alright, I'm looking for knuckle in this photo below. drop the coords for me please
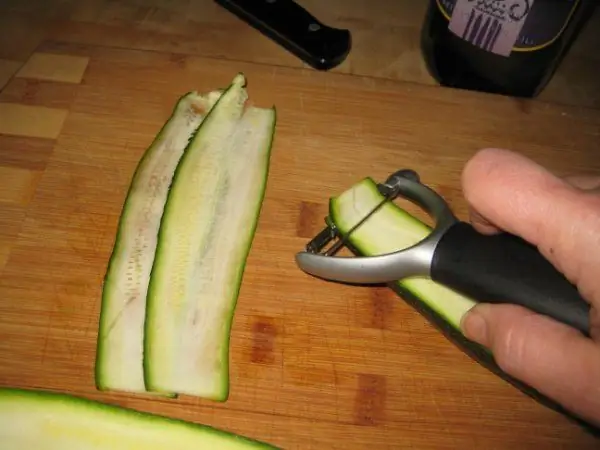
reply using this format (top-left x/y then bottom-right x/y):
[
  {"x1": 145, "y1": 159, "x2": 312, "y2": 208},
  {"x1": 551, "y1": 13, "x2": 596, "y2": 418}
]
[{"x1": 490, "y1": 319, "x2": 528, "y2": 376}]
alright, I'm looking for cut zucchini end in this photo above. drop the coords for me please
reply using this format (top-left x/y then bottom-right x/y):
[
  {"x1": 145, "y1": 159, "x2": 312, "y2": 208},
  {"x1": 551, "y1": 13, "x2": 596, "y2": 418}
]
[
  {"x1": 142, "y1": 365, "x2": 229, "y2": 401},
  {"x1": 206, "y1": 381, "x2": 230, "y2": 403}
]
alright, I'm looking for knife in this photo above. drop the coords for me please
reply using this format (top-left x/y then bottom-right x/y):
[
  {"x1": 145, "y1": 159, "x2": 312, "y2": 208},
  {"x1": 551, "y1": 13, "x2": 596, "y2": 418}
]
[{"x1": 214, "y1": 0, "x2": 352, "y2": 70}]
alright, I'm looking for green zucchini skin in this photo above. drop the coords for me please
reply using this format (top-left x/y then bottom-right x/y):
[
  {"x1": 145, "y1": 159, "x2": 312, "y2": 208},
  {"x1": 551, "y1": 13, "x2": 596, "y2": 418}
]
[
  {"x1": 144, "y1": 73, "x2": 276, "y2": 400},
  {"x1": 0, "y1": 387, "x2": 279, "y2": 449},
  {"x1": 96, "y1": 90, "x2": 222, "y2": 396},
  {"x1": 329, "y1": 177, "x2": 600, "y2": 437}
]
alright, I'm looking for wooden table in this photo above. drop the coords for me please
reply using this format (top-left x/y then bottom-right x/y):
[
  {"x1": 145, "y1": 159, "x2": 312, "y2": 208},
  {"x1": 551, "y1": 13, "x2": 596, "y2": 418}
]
[
  {"x1": 1, "y1": 1, "x2": 599, "y2": 108},
  {"x1": 1, "y1": 39, "x2": 599, "y2": 449}
]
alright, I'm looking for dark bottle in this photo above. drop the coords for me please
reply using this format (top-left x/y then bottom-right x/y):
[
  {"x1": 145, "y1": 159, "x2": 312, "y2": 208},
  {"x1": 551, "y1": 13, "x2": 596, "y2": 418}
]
[{"x1": 420, "y1": 0, "x2": 597, "y2": 98}]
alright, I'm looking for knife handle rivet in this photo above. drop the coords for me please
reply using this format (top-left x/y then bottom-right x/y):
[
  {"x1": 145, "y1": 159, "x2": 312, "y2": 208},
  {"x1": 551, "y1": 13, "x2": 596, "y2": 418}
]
[{"x1": 308, "y1": 23, "x2": 321, "y2": 32}]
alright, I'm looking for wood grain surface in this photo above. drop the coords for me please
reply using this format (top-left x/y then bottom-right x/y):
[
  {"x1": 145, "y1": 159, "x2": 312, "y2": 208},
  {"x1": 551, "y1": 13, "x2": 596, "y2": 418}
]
[
  {"x1": 1, "y1": 40, "x2": 600, "y2": 449},
  {"x1": 0, "y1": 0, "x2": 599, "y2": 108}
]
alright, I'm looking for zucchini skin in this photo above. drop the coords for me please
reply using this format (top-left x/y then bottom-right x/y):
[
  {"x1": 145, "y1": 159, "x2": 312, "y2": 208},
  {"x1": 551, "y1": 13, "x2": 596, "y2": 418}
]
[
  {"x1": 330, "y1": 178, "x2": 600, "y2": 437},
  {"x1": 0, "y1": 387, "x2": 279, "y2": 449}
]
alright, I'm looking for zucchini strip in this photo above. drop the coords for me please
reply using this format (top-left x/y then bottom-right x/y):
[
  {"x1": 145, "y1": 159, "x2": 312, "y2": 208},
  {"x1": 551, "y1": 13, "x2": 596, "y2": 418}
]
[
  {"x1": 0, "y1": 387, "x2": 278, "y2": 449},
  {"x1": 144, "y1": 73, "x2": 276, "y2": 400},
  {"x1": 96, "y1": 90, "x2": 222, "y2": 394},
  {"x1": 329, "y1": 177, "x2": 478, "y2": 331}
]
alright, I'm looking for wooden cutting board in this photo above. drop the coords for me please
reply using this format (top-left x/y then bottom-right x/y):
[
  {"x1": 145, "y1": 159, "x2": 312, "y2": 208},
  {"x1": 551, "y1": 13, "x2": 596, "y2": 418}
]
[{"x1": 1, "y1": 40, "x2": 600, "y2": 449}]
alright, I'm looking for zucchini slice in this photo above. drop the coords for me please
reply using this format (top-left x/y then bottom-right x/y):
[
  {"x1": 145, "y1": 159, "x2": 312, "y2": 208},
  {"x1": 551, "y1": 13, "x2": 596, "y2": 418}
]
[
  {"x1": 96, "y1": 89, "x2": 222, "y2": 394},
  {"x1": 0, "y1": 387, "x2": 278, "y2": 449},
  {"x1": 144, "y1": 73, "x2": 276, "y2": 400},
  {"x1": 329, "y1": 177, "x2": 478, "y2": 331}
]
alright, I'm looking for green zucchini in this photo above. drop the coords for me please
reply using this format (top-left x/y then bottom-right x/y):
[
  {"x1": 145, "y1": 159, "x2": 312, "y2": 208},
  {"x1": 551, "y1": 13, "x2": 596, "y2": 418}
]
[
  {"x1": 329, "y1": 177, "x2": 478, "y2": 331},
  {"x1": 0, "y1": 387, "x2": 278, "y2": 449},
  {"x1": 329, "y1": 177, "x2": 600, "y2": 436},
  {"x1": 96, "y1": 89, "x2": 223, "y2": 394},
  {"x1": 144, "y1": 73, "x2": 276, "y2": 400}
]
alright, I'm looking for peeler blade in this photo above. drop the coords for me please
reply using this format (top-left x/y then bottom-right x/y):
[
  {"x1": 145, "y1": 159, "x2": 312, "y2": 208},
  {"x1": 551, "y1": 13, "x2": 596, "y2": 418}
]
[{"x1": 304, "y1": 219, "x2": 338, "y2": 255}]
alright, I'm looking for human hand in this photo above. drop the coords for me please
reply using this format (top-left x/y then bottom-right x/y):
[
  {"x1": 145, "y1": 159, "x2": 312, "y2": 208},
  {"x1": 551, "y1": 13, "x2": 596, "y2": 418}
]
[{"x1": 459, "y1": 148, "x2": 600, "y2": 426}]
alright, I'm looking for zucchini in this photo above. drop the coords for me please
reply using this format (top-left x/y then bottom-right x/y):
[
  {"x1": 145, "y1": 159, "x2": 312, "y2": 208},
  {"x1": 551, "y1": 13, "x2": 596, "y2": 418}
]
[
  {"x1": 0, "y1": 387, "x2": 278, "y2": 449},
  {"x1": 144, "y1": 73, "x2": 276, "y2": 400},
  {"x1": 329, "y1": 177, "x2": 600, "y2": 437},
  {"x1": 96, "y1": 89, "x2": 223, "y2": 394},
  {"x1": 329, "y1": 177, "x2": 478, "y2": 331}
]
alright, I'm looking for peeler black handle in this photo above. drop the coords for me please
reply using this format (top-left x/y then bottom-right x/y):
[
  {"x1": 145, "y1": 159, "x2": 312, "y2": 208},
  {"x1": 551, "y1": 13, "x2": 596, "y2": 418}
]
[
  {"x1": 430, "y1": 221, "x2": 591, "y2": 336},
  {"x1": 214, "y1": 0, "x2": 351, "y2": 70}
]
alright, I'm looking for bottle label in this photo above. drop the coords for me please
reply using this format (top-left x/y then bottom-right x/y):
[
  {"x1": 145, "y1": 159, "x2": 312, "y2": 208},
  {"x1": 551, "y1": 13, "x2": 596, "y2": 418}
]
[{"x1": 436, "y1": 0, "x2": 580, "y2": 56}]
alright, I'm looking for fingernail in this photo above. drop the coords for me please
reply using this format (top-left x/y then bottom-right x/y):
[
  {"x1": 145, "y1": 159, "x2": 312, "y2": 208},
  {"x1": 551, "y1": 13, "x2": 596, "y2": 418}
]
[{"x1": 461, "y1": 306, "x2": 489, "y2": 346}]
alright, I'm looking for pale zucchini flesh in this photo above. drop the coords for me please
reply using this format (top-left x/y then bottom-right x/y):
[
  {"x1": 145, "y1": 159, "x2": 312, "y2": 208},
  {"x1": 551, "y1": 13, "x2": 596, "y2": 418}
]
[
  {"x1": 0, "y1": 387, "x2": 278, "y2": 449},
  {"x1": 96, "y1": 90, "x2": 222, "y2": 394},
  {"x1": 329, "y1": 177, "x2": 478, "y2": 330},
  {"x1": 144, "y1": 73, "x2": 276, "y2": 399}
]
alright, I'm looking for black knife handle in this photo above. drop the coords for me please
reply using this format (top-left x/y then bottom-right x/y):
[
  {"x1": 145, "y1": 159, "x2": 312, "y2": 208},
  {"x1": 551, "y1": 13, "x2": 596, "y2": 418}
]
[
  {"x1": 430, "y1": 221, "x2": 591, "y2": 335},
  {"x1": 214, "y1": 0, "x2": 351, "y2": 70}
]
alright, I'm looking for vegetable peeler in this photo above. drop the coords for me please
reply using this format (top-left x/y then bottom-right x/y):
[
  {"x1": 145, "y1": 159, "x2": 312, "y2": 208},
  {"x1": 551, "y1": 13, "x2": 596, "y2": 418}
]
[{"x1": 295, "y1": 169, "x2": 591, "y2": 336}]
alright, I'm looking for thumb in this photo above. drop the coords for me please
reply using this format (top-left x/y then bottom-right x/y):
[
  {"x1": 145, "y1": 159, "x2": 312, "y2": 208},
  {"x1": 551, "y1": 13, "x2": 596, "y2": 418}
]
[{"x1": 462, "y1": 303, "x2": 600, "y2": 426}]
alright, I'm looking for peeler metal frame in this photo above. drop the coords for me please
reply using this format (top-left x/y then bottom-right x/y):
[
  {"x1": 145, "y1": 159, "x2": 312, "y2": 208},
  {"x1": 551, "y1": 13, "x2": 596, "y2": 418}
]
[{"x1": 295, "y1": 169, "x2": 460, "y2": 284}]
